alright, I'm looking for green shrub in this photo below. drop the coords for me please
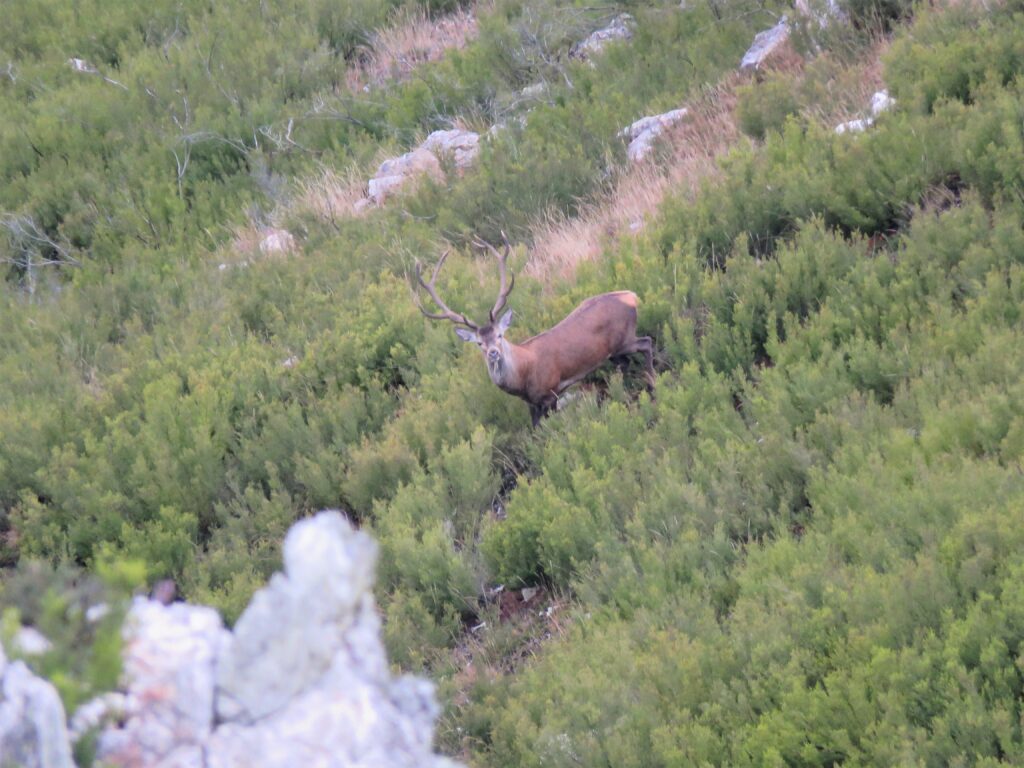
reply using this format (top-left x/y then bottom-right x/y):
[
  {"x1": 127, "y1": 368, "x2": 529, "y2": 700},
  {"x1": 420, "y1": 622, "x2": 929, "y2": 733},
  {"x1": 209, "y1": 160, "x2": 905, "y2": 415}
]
[{"x1": 736, "y1": 75, "x2": 801, "y2": 141}]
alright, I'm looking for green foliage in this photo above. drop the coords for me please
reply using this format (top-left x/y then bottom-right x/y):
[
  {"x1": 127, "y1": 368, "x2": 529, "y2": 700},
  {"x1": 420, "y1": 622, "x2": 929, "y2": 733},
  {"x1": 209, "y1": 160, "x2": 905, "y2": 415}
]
[
  {"x1": 1, "y1": 558, "x2": 141, "y2": 712},
  {"x1": 3, "y1": 0, "x2": 1024, "y2": 765},
  {"x1": 736, "y1": 75, "x2": 801, "y2": 140}
]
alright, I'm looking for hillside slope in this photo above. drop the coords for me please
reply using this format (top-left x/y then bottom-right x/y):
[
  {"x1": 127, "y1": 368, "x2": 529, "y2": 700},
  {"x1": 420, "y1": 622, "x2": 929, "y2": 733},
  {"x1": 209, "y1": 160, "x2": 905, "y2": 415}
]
[{"x1": 2, "y1": 0, "x2": 1024, "y2": 765}]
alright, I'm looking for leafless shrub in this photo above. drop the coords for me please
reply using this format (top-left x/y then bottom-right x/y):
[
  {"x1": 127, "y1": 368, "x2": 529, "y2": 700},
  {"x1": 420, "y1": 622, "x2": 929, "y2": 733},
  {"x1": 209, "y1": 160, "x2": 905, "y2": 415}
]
[{"x1": 0, "y1": 213, "x2": 79, "y2": 297}]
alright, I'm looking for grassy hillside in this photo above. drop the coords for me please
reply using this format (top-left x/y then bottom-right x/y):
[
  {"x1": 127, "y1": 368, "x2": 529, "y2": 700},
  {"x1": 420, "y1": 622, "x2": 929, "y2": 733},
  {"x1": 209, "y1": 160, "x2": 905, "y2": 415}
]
[{"x1": 2, "y1": 0, "x2": 1024, "y2": 764}]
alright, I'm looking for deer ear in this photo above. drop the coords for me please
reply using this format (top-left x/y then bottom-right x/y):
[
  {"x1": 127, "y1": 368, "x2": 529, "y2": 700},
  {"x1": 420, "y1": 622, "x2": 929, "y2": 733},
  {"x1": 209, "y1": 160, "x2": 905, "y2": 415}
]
[
  {"x1": 497, "y1": 309, "x2": 513, "y2": 333},
  {"x1": 455, "y1": 327, "x2": 478, "y2": 343}
]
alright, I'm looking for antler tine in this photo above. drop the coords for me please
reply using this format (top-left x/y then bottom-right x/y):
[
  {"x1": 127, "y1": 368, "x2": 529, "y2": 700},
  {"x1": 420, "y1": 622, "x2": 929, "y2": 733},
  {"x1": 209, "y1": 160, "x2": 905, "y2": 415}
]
[
  {"x1": 413, "y1": 249, "x2": 478, "y2": 329},
  {"x1": 473, "y1": 232, "x2": 515, "y2": 322}
]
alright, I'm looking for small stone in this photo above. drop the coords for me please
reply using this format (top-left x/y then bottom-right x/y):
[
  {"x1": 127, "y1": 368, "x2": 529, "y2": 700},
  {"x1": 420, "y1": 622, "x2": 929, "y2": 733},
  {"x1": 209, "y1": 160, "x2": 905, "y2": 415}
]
[
  {"x1": 740, "y1": 18, "x2": 791, "y2": 71},
  {"x1": 835, "y1": 117, "x2": 873, "y2": 134},
  {"x1": 871, "y1": 89, "x2": 895, "y2": 116},
  {"x1": 68, "y1": 58, "x2": 98, "y2": 74},
  {"x1": 258, "y1": 228, "x2": 295, "y2": 255},
  {"x1": 86, "y1": 603, "x2": 111, "y2": 623},
  {"x1": 619, "y1": 108, "x2": 689, "y2": 162},
  {"x1": 571, "y1": 14, "x2": 635, "y2": 60},
  {"x1": 69, "y1": 692, "x2": 126, "y2": 744},
  {"x1": 0, "y1": 644, "x2": 75, "y2": 768},
  {"x1": 12, "y1": 628, "x2": 53, "y2": 657}
]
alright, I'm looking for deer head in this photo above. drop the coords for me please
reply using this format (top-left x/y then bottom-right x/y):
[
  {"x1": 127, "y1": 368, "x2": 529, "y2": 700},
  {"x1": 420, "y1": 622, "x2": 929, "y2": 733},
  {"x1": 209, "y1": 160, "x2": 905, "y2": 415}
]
[
  {"x1": 413, "y1": 235, "x2": 655, "y2": 427},
  {"x1": 413, "y1": 235, "x2": 515, "y2": 377}
]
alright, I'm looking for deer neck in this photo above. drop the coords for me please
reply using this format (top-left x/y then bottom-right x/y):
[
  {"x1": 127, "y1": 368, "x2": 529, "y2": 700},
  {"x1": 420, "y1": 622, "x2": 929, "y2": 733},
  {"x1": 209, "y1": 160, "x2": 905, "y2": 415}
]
[{"x1": 487, "y1": 339, "x2": 524, "y2": 392}]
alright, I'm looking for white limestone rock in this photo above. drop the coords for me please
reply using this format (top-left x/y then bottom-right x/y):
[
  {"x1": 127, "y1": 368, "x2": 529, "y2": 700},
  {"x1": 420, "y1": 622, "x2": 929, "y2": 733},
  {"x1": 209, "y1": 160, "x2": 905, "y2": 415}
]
[
  {"x1": 95, "y1": 599, "x2": 228, "y2": 768},
  {"x1": 367, "y1": 130, "x2": 480, "y2": 205},
  {"x1": 740, "y1": 18, "x2": 791, "y2": 71},
  {"x1": 835, "y1": 117, "x2": 872, "y2": 134},
  {"x1": 88, "y1": 510, "x2": 460, "y2": 768},
  {"x1": 619, "y1": 108, "x2": 689, "y2": 162},
  {"x1": 0, "y1": 643, "x2": 75, "y2": 768},
  {"x1": 12, "y1": 627, "x2": 53, "y2": 656},
  {"x1": 422, "y1": 129, "x2": 481, "y2": 169},
  {"x1": 258, "y1": 227, "x2": 295, "y2": 255},
  {"x1": 834, "y1": 90, "x2": 895, "y2": 134},
  {"x1": 571, "y1": 14, "x2": 635, "y2": 60},
  {"x1": 215, "y1": 512, "x2": 384, "y2": 722},
  {"x1": 871, "y1": 89, "x2": 895, "y2": 116}
]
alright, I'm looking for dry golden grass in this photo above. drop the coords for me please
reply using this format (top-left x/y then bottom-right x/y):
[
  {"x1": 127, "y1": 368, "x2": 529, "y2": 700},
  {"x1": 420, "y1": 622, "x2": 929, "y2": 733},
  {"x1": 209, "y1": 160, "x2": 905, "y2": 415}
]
[
  {"x1": 525, "y1": 36, "x2": 891, "y2": 283},
  {"x1": 526, "y1": 79, "x2": 742, "y2": 283},
  {"x1": 346, "y1": 5, "x2": 481, "y2": 91},
  {"x1": 292, "y1": 166, "x2": 371, "y2": 221}
]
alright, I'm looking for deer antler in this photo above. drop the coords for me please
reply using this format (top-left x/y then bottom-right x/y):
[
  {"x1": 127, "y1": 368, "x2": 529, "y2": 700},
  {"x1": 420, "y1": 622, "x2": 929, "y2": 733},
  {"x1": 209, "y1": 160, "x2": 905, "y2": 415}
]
[
  {"x1": 413, "y1": 249, "x2": 479, "y2": 329},
  {"x1": 473, "y1": 232, "x2": 515, "y2": 322}
]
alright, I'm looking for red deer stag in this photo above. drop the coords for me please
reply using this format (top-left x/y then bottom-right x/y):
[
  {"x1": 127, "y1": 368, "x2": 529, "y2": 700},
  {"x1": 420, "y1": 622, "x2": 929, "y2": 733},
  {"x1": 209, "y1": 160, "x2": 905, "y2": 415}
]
[{"x1": 414, "y1": 238, "x2": 655, "y2": 426}]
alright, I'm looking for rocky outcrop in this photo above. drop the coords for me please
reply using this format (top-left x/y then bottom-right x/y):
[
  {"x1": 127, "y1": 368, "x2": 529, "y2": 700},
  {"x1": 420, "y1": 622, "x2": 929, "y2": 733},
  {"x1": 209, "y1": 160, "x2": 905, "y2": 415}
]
[
  {"x1": 570, "y1": 14, "x2": 635, "y2": 60},
  {"x1": 365, "y1": 129, "x2": 481, "y2": 205},
  {"x1": 258, "y1": 227, "x2": 296, "y2": 255},
  {"x1": 740, "y1": 18, "x2": 791, "y2": 71},
  {"x1": 95, "y1": 600, "x2": 226, "y2": 767},
  {"x1": 835, "y1": 89, "x2": 895, "y2": 134},
  {"x1": 619, "y1": 108, "x2": 689, "y2": 163},
  {"x1": 93, "y1": 511, "x2": 460, "y2": 768},
  {"x1": 0, "y1": 644, "x2": 75, "y2": 768},
  {"x1": 1, "y1": 511, "x2": 461, "y2": 768}
]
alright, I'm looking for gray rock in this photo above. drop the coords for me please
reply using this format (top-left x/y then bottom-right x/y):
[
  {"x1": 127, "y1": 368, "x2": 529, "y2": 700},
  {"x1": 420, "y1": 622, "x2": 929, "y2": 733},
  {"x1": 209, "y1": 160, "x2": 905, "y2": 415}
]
[
  {"x1": 94, "y1": 510, "x2": 461, "y2": 768},
  {"x1": 619, "y1": 108, "x2": 689, "y2": 162},
  {"x1": 740, "y1": 18, "x2": 790, "y2": 71},
  {"x1": 69, "y1": 692, "x2": 126, "y2": 744},
  {"x1": 12, "y1": 627, "x2": 53, "y2": 657},
  {"x1": 366, "y1": 131, "x2": 479, "y2": 205},
  {"x1": 835, "y1": 117, "x2": 872, "y2": 134},
  {"x1": 835, "y1": 90, "x2": 895, "y2": 135},
  {"x1": 571, "y1": 14, "x2": 635, "y2": 60},
  {"x1": 258, "y1": 227, "x2": 295, "y2": 254},
  {"x1": 871, "y1": 89, "x2": 895, "y2": 116},
  {"x1": 0, "y1": 643, "x2": 75, "y2": 768},
  {"x1": 422, "y1": 129, "x2": 481, "y2": 169},
  {"x1": 216, "y1": 512, "x2": 384, "y2": 722},
  {"x1": 96, "y1": 599, "x2": 228, "y2": 768}
]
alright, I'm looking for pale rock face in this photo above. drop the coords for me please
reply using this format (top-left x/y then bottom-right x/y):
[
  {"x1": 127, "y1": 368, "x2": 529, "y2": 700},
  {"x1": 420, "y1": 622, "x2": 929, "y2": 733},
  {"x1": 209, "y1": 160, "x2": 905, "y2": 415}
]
[
  {"x1": 871, "y1": 89, "x2": 895, "y2": 116},
  {"x1": 835, "y1": 117, "x2": 872, "y2": 134},
  {"x1": 258, "y1": 227, "x2": 296, "y2": 254},
  {"x1": 571, "y1": 14, "x2": 635, "y2": 60},
  {"x1": 367, "y1": 130, "x2": 480, "y2": 205},
  {"x1": 740, "y1": 18, "x2": 791, "y2": 71},
  {"x1": 12, "y1": 627, "x2": 53, "y2": 656},
  {"x1": 0, "y1": 644, "x2": 75, "y2": 768},
  {"x1": 96, "y1": 599, "x2": 228, "y2": 767},
  {"x1": 92, "y1": 510, "x2": 461, "y2": 768},
  {"x1": 68, "y1": 57, "x2": 98, "y2": 74},
  {"x1": 421, "y1": 129, "x2": 481, "y2": 169},
  {"x1": 215, "y1": 512, "x2": 383, "y2": 721},
  {"x1": 619, "y1": 108, "x2": 689, "y2": 162},
  {"x1": 835, "y1": 90, "x2": 895, "y2": 134}
]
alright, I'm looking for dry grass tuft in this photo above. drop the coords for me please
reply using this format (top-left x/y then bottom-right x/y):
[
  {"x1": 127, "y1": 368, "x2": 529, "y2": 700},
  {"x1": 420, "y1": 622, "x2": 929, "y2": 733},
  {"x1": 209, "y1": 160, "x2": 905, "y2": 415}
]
[
  {"x1": 292, "y1": 166, "x2": 370, "y2": 221},
  {"x1": 526, "y1": 79, "x2": 743, "y2": 282},
  {"x1": 347, "y1": 5, "x2": 481, "y2": 91},
  {"x1": 525, "y1": 37, "x2": 891, "y2": 283}
]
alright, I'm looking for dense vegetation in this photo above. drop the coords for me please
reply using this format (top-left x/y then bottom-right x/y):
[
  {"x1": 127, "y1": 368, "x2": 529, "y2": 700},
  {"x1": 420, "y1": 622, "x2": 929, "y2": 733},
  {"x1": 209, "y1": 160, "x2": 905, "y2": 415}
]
[{"x1": 2, "y1": 0, "x2": 1023, "y2": 764}]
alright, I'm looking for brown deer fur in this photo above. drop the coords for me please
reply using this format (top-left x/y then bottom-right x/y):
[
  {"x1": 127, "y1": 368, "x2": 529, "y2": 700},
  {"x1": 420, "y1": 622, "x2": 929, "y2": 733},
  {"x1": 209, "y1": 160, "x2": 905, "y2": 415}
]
[{"x1": 414, "y1": 239, "x2": 655, "y2": 426}]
